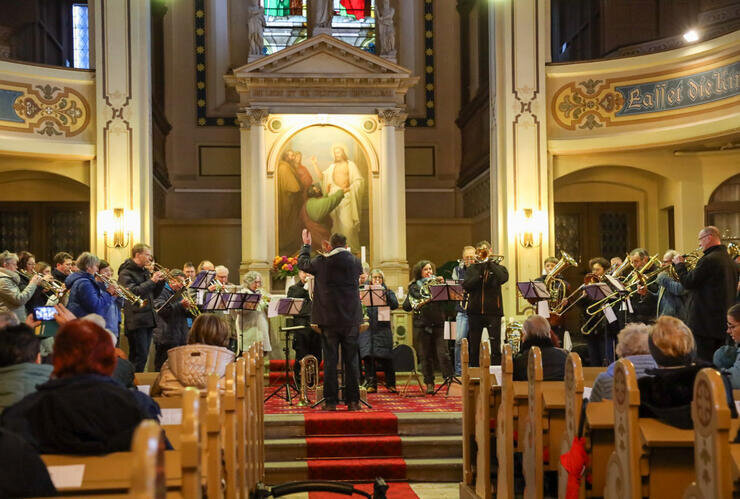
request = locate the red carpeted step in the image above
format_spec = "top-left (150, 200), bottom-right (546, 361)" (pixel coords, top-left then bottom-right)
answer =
top-left (306, 435), bottom-right (402, 458)
top-left (308, 481), bottom-right (418, 498)
top-left (307, 458), bottom-right (407, 481)
top-left (304, 411), bottom-right (398, 436)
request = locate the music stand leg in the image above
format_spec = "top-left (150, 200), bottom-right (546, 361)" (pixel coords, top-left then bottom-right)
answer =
top-left (432, 375), bottom-right (461, 397)
top-left (263, 329), bottom-right (300, 404)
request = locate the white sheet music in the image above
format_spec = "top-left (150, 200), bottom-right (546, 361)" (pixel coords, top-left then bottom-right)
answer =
top-left (583, 387), bottom-right (593, 400)
top-left (536, 300), bottom-right (550, 318)
top-left (378, 306), bottom-right (391, 322)
top-left (489, 365), bottom-right (502, 384)
top-left (443, 321), bottom-right (456, 340)
top-left (267, 298), bottom-right (281, 318)
top-left (159, 408), bottom-right (182, 425)
top-left (47, 465), bottom-right (85, 489)
top-left (603, 306), bottom-right (618, 324)
top-left (137, 385), bottom-right (151, 395)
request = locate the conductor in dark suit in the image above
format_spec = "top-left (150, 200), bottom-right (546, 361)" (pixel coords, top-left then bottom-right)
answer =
top-left (297, 229), bottom-right (363, 411)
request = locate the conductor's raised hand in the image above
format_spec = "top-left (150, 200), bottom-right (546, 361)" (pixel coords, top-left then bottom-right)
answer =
top-left (302, 228), bottom-right (312, 246)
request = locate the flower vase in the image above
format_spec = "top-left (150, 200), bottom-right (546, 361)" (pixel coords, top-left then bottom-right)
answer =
top-left (284, 275), bottom-right (296, 294)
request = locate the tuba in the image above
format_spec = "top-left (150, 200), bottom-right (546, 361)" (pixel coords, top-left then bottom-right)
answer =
top-left (505, 320), bottom-right (523, 355)
top-left (297, 355), bottom-right (320, 407)
top-left (544, 251), bottom-right (577, 308)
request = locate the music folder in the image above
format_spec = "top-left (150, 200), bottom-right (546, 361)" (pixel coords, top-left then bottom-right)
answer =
top-left (360, 285), bottom-right (387, 307)
top-left (226, 292), bottom-right (261, 311)
top-left (604, 275), bottom-right (627, 293)
top-left (202, 292), bottom-right (229, 311)
top-left (429, 281), bottom-right (464, 302)
top-left (517, 281), bottom-right (550, 302)
top-left (190, 270), bottom-right (216, 290)
top-left (277, 298), bottom-right (304, 316)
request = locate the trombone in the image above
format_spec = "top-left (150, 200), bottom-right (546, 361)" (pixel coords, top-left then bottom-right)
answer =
top-left (475, 247), bottom-right (504, 264)
top-left (18, 269), bottom-right (67, 298)
top-left (95, 272), bottom-right (147, 308)
top-left (585, 254), bottom-right (658, 316)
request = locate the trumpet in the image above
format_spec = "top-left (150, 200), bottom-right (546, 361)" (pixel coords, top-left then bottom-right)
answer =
top-left (18, 270), bottom-right (67, 297)
top-left (475, 247), bottom-right (504, 264)
top-left (297, 354), bottom-right (320, 407)
top-left (95, 272), bottom-right (147, 308)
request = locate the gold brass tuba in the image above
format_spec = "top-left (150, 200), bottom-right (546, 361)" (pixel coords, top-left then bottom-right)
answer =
top-left (297, 354), bottom-right (320, 407)
top-left (544, 251), bottom-right (577, 308)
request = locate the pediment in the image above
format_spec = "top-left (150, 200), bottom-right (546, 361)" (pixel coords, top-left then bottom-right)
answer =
top-left (231, 34), bottom-right (413, 79)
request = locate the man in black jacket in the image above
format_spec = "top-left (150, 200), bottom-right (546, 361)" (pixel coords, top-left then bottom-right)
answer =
top-left (118, 243), bottom-right (166, 371)
top-left (673, 226), bottom-right (739, 362)
top-left (463, 241), bottom-right (509, 366)
top-left (287, 269), bottom-right (322, 386)
top-left (153, 269), bottom-right (191, 370)
top-left (51, 251), bottom-right (74, 284)
top-left (626, 248), bottom-right (659, 324)
top-left (297, 230), bottom-right (363, 411)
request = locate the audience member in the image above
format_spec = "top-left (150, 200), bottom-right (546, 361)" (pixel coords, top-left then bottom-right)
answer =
top-left (0, 311), bottom-right (19, 329)
top-left (712, 303), bottom-right (740, 388)
top-left (589, 323), bottom-right (657, 402)
top-left (0, 325), bottom-right (53, 412)
top-left (0, 428), bottom-right (56, 498)
top-left (513, 314), bottom-right (567, 381)
top-left (151, 314), bottom-right (235, 397)
top-left (1, 319), bottom-right (160, 454)
top-left (80, 314), bottom-right (135, 389)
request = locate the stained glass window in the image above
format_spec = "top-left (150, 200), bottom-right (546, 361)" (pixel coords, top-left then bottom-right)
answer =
top-left (262, 0), bottom-right (308, 55)
top-left (72, 4), bottom-right (90, 69)
top-left (333, 0), bottom-right (375, 53)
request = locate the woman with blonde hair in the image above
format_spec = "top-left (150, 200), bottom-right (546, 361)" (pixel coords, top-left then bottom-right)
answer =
top-left (151, 313), bottom-right (235, 397)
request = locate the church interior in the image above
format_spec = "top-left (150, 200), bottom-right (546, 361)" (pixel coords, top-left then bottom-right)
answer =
top-left (0, 0), bottom-right (739, 497)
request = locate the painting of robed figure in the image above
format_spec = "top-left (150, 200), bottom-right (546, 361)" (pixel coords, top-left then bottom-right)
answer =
top-left (277, 125), bottom-right (370, 256)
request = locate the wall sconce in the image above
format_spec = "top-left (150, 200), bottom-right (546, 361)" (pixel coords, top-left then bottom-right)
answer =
top-left (515, 208), bottom-right (546, 248)
top-left (100, 208), bottom-right (137, 248)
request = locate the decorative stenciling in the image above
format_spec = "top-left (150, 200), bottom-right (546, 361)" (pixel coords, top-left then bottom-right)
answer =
top-left (552, 56), bottom-right (740, 130)
top-left (0, 80), bottom-right (90, 137)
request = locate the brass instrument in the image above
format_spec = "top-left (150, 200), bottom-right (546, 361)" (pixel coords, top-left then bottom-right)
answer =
top-left (667, 249), bottom-right (702, 280)
top-left (610, 254), bottom-right (632, 279)
top-left (407, 276), bottom-right (445, 311)
top-left (728, 242), bottom-right (739, 260)
top-left (18, 270), bottom-right (66, 297)
top-left (297, 354), bottom-right (320, 407)
top-left (544, 251), bottom-right (577, 309)
top-left (504, 320), bottom-right (523, 355)
top-left (475, 247), bottom-right (504, 264)
top-left (95, 272), bottom-right (147, 307)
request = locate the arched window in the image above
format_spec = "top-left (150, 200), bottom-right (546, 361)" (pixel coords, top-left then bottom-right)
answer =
top-left (706, 173), bottom-right (740, 244)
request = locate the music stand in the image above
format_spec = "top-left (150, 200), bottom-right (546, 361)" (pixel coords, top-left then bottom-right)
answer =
top-left (517, 280), bottom-right (552, 318)
top-left (427, 283), bottom-right (464, 396)
top-left (264, 298), bottom-right (305, 405)
top-left (202, 292), bottom-right (230, 311)
top-left (190, 270), bottom-right (216, 290)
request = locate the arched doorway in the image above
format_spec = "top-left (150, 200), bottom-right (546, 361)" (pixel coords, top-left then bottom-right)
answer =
top-left (706, 173), bottom-right (740, 244)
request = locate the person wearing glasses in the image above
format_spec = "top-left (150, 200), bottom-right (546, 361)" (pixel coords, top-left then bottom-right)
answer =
top-left (673, 226), bottom-right (739, 362)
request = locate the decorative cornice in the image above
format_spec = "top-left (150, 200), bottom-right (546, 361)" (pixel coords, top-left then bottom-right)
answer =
top-left (237, 108), bottom-right (269, 129)
top-left (377, 107), bottom-right (408, 128)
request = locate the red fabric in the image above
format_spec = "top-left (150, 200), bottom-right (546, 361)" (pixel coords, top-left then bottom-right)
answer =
top-left (307, 457), bottom-right (406, 480)
top-left (304, 411), bottom-right (398, 436)
top-left (560, 436), bottom-right (588, 499)
top-left (306, 435), bottom-right (402, 458)
top-left (309, 482), bottom-right (418, 499)
top-left (489, 418), bottom-right (496, 430)
top-left (339, 0), bottom-right (367, 19)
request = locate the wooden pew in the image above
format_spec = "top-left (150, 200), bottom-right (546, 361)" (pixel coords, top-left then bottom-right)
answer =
top-left (523, 346), bottom-right (544, 499)
top-left (496, 343), bottom-right (515, 499)
top-left (558, 352), bottom-right (585, 499)
top-left (583, 400), bottom-right (614, 498)
top-left (130, 420), bottom-right (167, 498)
top-left (683, 368), bottom-right (732, 499)
top-left (42, 386), bottom-right (201, 497)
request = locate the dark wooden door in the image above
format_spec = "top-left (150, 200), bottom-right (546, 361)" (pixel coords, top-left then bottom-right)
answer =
top-left (0, 202), bottom-right (89, 262)
top-left (553, 202), bottom-right (638, 338)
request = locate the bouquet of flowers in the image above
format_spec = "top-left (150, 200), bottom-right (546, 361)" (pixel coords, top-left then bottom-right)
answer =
top-left (272, 255), bottom-right (299, 279)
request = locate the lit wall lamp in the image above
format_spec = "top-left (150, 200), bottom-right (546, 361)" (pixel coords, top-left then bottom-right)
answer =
top-left (515, 208), bottom-right (546, 248)
top-left (100, 208), bottom-right (137, 248)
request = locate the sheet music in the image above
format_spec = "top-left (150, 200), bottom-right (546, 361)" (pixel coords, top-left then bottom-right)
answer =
top-left (603, 306), bottom-right (618, 324)
top-left (267, 298), bottom-right (281, 318)
top-left (443, 321), bottom-right (456, 340)
top-left (137, 385), bottom-right (150, 395)
top-left (159, 408), bottom-right (182, 425)
top-left (583, 387), bottom-right (593, 400)
top-left (378, 306), bottom-right (391, 322)
top-left (489, 365), bottom-right (502, 385)
top-left (536, 300), bottom-right (550, 318)
top-left (625, 298), bottom-right (633, 314)
top-left (47, 465), bottom-right (85, 489)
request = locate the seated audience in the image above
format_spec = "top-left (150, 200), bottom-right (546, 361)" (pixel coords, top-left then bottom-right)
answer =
top-left (0, 427), bottom-right (56, 498)
top-left (151, 313), bottom-right (236, 397)
top-left (0, 325), bottom-right (53, 412)
top-left (81, 313), bottom-right (135, 389)
top-left (0, 319), bottom-right (161, 454)
top-left (0, 311), bottom-right (19, 329)
top-left (637, 315), bottom-right (720, 429)
top-left (513, 314), bottom-right (568, 381)
top-left (589, 323), bottom-right (657, 402)
top-left (712, 303), bottom-right (740, 388)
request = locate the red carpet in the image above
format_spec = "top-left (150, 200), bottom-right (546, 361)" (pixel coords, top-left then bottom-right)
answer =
top-left (308, 482), bottom-right (419, 498)
top-left (306, 436), bottom-right (403, 458)
top-left (307, 457), bottom-right (407, 481)
top-left (305, 411), bottom-right (398, 435)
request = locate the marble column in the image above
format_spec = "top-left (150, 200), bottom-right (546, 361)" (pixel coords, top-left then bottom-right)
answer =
top-left (237, 108), bottom-right (271, 283)
top-left (488, 0), bottom-right (550, 317)
top-left (92, 0), bottom-right (153, 271)
top-left (377, 108), bottom-right (409, 291)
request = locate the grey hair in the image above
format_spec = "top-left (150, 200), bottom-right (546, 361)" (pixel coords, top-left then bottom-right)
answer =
top-left (0, 251), bottom-right (18, 267)
top-left (522, 315), bottom-right (551, 340)
top-left (362, 262), bottom-right (370, 273)
top-left (700, 226), bottom-right (721, 239)
top-left (369, 268), bottom-right (385, 282)
top-left (242, 271), bottom-right (262, 286)
top-left (0, 311), bottom-right (19, 329)
top-left (76, 252), bottom-right (100, 273)
top-left (629, 247), bottom-right (649, 258)
top-left (215, 265), bottom-right (229, 276)
top-left (663, 249), bottom-right (679, 261)
top-left (615, 322), bottom-right (651, 357)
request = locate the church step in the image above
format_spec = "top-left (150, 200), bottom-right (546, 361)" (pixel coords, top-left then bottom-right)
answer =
top-left (265, 435), bottom-right (462, 461)
top-left (264, 457), bottom-right (463, 484)
top-left (264, 412), bottom-right (462, 439)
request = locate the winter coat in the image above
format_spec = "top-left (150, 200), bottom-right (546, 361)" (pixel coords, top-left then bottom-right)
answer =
top-left (675, 244), bottom-right (738, 339)
top-left (0, 268), bottom-right (38, 322)
top-left (297, 244), bottom-right (363, 328)
top-left (0, 363), bottom-right (53, 413)
top-left (153, 284), bottom-right (190, 347)
top-left (359, 287), bottom-right (398, 359)
top-left (117, 259), bottom-right (166, 331)
top-left (462, 260), bottom-right (508, 316)
top-left (0, 428), bottom-right (56, 498)
top-left (589, 354), bottom-right (657, 402)
top-left (65, 272), bottom-right (115, 329)
top-left (714, 344), bottom-right (740, 389)
top-left (0, 374), bottom-right (161, 454)
top-left (151, 344), bottom-right (235, 397)
top-left (627, 262), bottom-right (659, 324)
top-left (654, 272), bottom-right (686, 320)
top-left (513, 335), bottom-right (568, 381)
top-left (18, 272), bottom-right (48, 316)
top-left (403, 280), bottom-right (447, 327)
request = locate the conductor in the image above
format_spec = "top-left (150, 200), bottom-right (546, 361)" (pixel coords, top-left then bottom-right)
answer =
top-left (297, 229), bottom-right (364, 411)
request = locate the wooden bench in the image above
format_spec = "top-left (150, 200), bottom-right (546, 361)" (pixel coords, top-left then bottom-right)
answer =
top-left (558, 352), bottom-right (585, 499)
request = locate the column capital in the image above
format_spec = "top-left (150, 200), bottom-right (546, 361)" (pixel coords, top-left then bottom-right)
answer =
top-left (237, 108), bottom-right (270, 129)
top-left (377, 108), bottom-right (407, 128)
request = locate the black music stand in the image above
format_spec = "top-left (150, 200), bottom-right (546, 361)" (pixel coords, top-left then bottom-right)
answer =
top-left (264, 298), bottom-right (304, 405)
top-left (427, 282), bottom-right (464, 396)
top-left (190, 270), bottom-right (216, 307)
